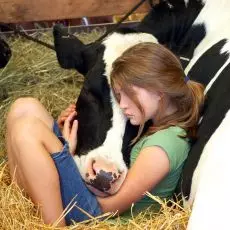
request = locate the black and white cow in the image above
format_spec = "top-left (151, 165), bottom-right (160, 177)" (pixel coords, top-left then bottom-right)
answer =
top-left (53, 0), bottom-right (230, 228)
top-left (54, 24), bottom-right (157, 196)
top-left (178, 1), bottom-right (230, 229)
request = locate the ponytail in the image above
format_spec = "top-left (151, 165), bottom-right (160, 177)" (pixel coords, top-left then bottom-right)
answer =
top-left (185, 80), bottom-right (205, 139)
top-left (147, 80), bottom-right (205, 140)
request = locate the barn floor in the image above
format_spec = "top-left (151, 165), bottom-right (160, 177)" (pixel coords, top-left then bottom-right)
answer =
top-left (0, 29), bottom-right (190, 229)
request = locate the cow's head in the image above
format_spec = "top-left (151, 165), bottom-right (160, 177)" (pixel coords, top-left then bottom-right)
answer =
top-left (53, 24), bottom-right (157, 196)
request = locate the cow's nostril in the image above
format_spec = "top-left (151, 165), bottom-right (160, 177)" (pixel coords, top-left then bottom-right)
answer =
top-left (85, 159), bottom-right (97, 179)
top-left (113, 173), bottom-right (117, 179)
top-left (92, 160), bottom-right (97, 176)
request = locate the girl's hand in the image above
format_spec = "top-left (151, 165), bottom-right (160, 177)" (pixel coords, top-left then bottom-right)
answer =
top-left (57, 104), bottom-right (76, 129)
top-left (62, 111), bottom-right (78, 156)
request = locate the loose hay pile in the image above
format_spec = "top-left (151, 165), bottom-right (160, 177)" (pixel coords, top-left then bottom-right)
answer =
top-left (0, 28), bottom-right (191, 229)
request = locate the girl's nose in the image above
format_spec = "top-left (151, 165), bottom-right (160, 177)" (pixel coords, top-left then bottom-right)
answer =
top-left (119, 97), bottom-right (128, 110)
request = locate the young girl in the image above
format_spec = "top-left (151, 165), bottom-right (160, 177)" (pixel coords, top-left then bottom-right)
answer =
top-left (6, 42), bottom-right (204, 226)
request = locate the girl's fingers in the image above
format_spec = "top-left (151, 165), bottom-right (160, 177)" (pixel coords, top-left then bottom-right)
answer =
top-left (58, 104), bottom-right (76, 131)
top-left (68, 105), bottom-right (76, 111)
top-left (63, 118), bottom-right (70, 139)
top-left (66, 107), bottom-right (75, 112)
top-left (70, 120), bottom-right (78, 140)
top-left (63, 108), bottom-right (76, 117)
top-left (63, 111), bottom-right (77, 137)
top-left (69, 120), bottom-right (78, 156)
top-left (62, 113), bottom-right (78, 156)
top-left (58, 116), bottom-right (67, 124)
top-left (60, 114), bottom-right (67, 119)
top-left (60, 117), bottom-right (67, 122)
top-left (64, 110), bottom-right (71, 115)
top-left (66, 111), bottom-right (77, 122)
top-left (62, 106), bottom-right (75, 114)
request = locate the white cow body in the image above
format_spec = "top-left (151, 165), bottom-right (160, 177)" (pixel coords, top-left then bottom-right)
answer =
top-left (182, 0), bottom-right (230, 229)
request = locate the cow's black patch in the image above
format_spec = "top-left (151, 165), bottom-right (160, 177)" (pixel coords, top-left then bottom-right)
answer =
top-left (116, 27), bottom-right (138, 34)
top-left (137, 0), bottom-right (204, 57)
top-left (121, 121), bottom-right (139, 166)
top-left (122, 119), bottom-right (153, 166)
top-left (178, 24), bottom-right (206, 69)
top-left (76, 45), bottom-right (113, 155)
top-left (188, 39), bottom-right (229, 86)
top-left (89, 170), bottom-right (113, 192)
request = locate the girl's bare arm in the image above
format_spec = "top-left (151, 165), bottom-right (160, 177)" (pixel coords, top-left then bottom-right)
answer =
top-left (97, 146), bottom-right (170, 214)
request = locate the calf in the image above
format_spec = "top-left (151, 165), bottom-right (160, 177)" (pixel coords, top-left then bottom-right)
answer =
top-left (54, 24), bottom-right (157, 196)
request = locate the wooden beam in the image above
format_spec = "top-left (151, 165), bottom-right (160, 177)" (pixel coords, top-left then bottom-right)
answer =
top-left (0, 0), bottom-right (151, 23)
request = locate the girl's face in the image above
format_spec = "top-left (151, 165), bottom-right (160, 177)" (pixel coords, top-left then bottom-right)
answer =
top-left (114, 85), bottom-right (161, 125)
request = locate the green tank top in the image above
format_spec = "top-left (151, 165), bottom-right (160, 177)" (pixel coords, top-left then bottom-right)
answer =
top-left (121, 126), bottom-right (190, 218)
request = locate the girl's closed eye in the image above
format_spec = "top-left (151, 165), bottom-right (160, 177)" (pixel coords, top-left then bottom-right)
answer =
top-left (114, 91), bottom-right (121, 102)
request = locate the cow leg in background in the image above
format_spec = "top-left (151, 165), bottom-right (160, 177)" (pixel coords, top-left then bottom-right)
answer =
top-left (187, 110), bottom-right (230, 230)
top-left (0, 38), bottom-right (11, 68)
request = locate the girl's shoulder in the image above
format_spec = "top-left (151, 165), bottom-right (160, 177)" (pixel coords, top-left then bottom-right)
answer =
top-left (135, 126), bottom-right (187, 148)
top-left (131, 126), bottom-right (190, 171)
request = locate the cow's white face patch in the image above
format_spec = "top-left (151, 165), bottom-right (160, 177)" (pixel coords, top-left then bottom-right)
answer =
top-left (191, 0), bottom-right (230, 59)
top-left (73, 32), bottom-right (158, 195)
top-left (103, 32), bottom-right (158, 85)
top-left (186, 109), bottom-right (230, 229)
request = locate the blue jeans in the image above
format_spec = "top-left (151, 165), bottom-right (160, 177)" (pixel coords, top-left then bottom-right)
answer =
top-left (51, 121), bottom-right (102, 225)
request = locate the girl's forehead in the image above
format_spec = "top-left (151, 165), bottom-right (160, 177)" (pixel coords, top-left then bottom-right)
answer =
top-left (114, 83), bottom-right (139, 93)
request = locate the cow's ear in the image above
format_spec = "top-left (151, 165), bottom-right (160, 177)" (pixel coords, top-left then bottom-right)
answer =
top-left (53, 24), bottom-right (88, 75)
top-left (81, 42), bottom-right (104, 73)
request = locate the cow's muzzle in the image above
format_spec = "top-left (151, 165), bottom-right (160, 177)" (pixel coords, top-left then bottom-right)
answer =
top-left (84, 157), bottom-right (126, 197)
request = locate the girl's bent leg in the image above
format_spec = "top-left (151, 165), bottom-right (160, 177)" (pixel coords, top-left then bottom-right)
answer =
top-left (6, 97), bottom-right (54, 128)
top-left (6, 98), bottom-right (66, 226)
top-left (6, 97), bottom-right (55, 179)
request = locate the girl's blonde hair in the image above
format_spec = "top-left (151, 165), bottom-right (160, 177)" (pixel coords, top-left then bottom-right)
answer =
top-left (110, 42), bottom-right (205, 143)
